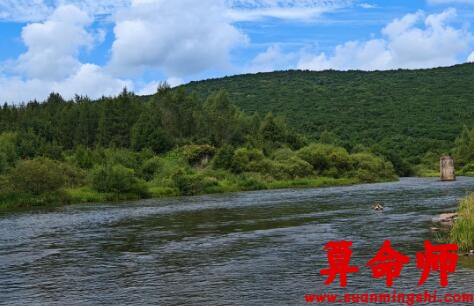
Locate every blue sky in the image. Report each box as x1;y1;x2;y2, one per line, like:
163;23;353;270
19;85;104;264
1;0;474;103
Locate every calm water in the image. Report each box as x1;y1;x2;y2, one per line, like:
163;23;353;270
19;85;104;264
0;177;473;305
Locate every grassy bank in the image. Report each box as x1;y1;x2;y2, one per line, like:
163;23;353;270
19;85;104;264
450;194;474;252
64;176;363;205
0;176;378;213
0;136;398;212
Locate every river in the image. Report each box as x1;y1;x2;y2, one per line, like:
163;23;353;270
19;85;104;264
0;177;473;305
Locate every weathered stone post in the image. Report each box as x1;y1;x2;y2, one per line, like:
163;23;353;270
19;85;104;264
440;156;455;181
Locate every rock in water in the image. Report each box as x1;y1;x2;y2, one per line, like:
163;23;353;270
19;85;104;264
440;156;456;181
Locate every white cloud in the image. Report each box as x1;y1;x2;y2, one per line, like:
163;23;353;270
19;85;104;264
136;77;184;95
0;65;131;104
0;0;351;22
0;5;130;103
298;9;473;70
227;0;351;21
0;0;131;22
15;5;94;81
0;0;52;22
358;3;376;9
468;52;474;62
52;64;131;98
428;0;474;5
247;45;296;72
109;0;248;77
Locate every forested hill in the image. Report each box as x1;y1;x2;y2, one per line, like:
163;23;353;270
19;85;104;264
181;63;474;165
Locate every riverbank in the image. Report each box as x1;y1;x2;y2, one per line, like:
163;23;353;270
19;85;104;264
0;175;369;213
450;194;474;252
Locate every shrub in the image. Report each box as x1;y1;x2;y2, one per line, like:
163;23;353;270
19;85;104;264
271;147;296;161
351;153;396;182
140;156;163;181
0;132;18;172
103;149;143;171
90;164;149;196
212;145;235;170
172;170;218;196
68;146;95;169
176;144;216;166
237;173;267;190
0;152;8;174
297;144;352;176
284;156;314;178
231;147;265;173
460;162;474;175
8;158;68;195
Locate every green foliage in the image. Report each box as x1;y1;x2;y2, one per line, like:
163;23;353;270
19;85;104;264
140;156;163;181
350;153;396;182
231;148;265;173
7;158;79;195
460;162;474;176
271;147;296;160
172;170;219;196
183;64;474;169
0;84;405;209
212;145;235;170
175;144;216;166
131;106;173;153
90;164;149;197
0;132;18;173
297;144;352;176
453;126;474;167
67;146;95;169
450;194;474;252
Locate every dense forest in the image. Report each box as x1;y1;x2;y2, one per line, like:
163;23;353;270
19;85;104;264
2;64;474;209
0;86;396;210
181;63;474;176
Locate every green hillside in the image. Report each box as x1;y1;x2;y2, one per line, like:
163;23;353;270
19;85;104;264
182;63;474;167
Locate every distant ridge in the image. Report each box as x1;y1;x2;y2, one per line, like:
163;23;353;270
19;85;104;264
179;63;474;163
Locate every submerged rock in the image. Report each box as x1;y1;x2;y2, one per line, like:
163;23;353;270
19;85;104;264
432;213;458;226
371;202;384;211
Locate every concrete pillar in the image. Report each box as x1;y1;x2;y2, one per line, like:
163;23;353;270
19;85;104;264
440;156;456;181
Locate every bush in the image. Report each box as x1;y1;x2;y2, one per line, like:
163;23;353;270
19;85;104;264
297;144;352;176
283;156;314;178
271;147;296;161
172;170;218;196
140;156;163;181
212;145;235;170
350;153;396;182
0;132;18;172
237;173;267;190
90;164;149;196
231;147;265;173
68;146;95;169
460;162;474;175
176;144;216;166
103;149;143;171
8;158;68;195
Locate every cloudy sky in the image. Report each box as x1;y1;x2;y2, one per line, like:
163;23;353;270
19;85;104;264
1;0;474;103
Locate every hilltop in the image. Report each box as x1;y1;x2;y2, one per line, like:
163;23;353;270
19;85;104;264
181;63;474;169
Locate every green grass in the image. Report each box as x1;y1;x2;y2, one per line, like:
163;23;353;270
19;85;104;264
65;187;112;203
266;177;358;189
450;194;474;252
414;166;439;177
148;186;180;198
1;173;398;212
0;191;70;212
